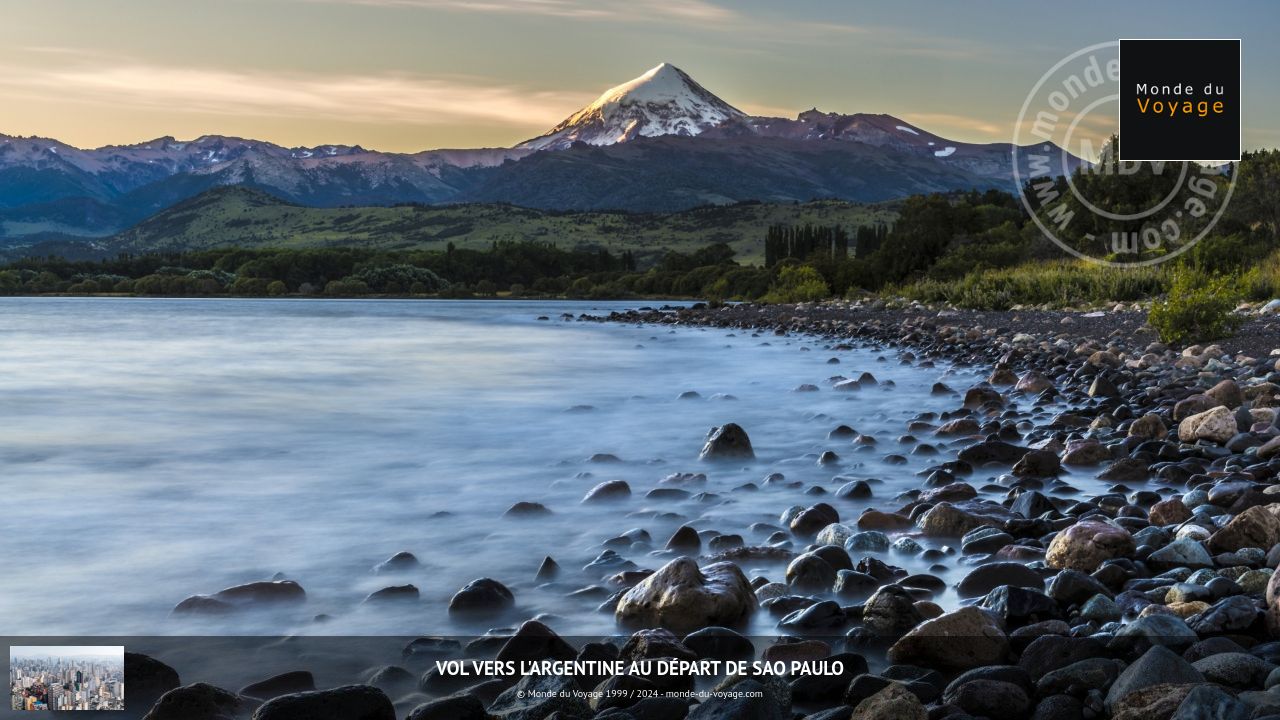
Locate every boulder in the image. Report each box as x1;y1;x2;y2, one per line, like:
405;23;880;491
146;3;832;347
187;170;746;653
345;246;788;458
251;685;394;720
700;424;754;460
886;606;1010;671
1177;406;1237;444
447;578;514;616
615;557;755;633
1128;413;1168;440
488;674;589;720
1207;505;1280;553
125;652;181;711
1149;498;1192;526
850;682;926;720
583;480;631;503
862;585;925;637
143;683;245;720
956;563;1044;598
1045;521;1135;572
1104;646;1203;711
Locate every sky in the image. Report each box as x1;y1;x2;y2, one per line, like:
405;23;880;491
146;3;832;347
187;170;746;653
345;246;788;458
10;646;124;660
1;0;1277;153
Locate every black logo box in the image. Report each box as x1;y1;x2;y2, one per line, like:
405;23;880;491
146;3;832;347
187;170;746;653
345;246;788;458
1119;39;1241;162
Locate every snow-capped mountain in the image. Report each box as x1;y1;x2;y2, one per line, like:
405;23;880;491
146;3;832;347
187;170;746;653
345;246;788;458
0;62;1082;244
517;63;746;151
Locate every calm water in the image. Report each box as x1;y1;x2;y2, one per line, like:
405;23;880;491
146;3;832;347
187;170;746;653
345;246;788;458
0;298;999;638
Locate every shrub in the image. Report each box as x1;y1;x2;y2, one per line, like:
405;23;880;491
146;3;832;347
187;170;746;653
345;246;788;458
267;280;288;296
763;265;831;304
352;264;447;293
1147;266;1243;345
323;278;370;296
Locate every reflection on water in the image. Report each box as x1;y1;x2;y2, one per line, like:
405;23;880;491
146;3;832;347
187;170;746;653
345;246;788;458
0;297;1005;637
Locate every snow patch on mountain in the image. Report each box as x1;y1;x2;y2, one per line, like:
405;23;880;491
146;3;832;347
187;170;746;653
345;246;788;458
517;63;745;151
934;146;956;157
896;125;920;135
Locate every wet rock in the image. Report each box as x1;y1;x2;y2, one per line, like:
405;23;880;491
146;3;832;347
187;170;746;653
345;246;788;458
143;683;245;720
175;581;305;614
943;679;1030;720
1206;379;1244;408
1035;658;1122;697
240;672;316;702
1017;635;1106;678
1149;538;1215;570
887;606;1009;671
964;385;1005;409
1191;652;1273;688
916;502;989;537
834;570;879;600
815;523;855;547
619;628;696;662
1013;450;1062;477
790;652;868;704
1045;521;1135;572
489;675;588;720
1061;439;1111;465
447;578;514;616
583;480;631;503
251;685;394;720
700;424;754;460
496;620;577;663
957;439;1026;465
779;600;846;631
979;585;1059;626
849;682;926;720
406;695;487;720
1207;504;1280;553
505;501;552;517
791;503;840;536
125;652;181;711
786;553;838;592
1016;372;1054;394
1104;646;1204;711
373;551;419;573
615;557;755;633
1169;684;1250;720
956;562;1044;598
666;525;701;553
856;510;913;531
1189;595;1261;634
535;556;560;581
683;626;754;661
1149;498;1192;526
1128;413;1168;440
862;585;925;637
1110;683;1196;720
363;584;418;603
845;531;891;552
1178;406;1237;444
1046;568;1113;606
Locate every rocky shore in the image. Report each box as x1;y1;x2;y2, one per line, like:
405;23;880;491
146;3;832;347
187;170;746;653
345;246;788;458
127;299;1280;720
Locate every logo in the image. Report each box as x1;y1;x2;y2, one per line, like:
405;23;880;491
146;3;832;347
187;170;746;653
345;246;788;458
1012;41;1238;267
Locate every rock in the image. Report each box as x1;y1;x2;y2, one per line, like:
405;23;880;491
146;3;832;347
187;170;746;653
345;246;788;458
1113;613;1199;650
583;480;631;503
251;685;394;720
175;581;306;614
143;683;245;720
1061;439;1111;465
1148;538;1215;570
1018;635;1107;678
406;695;487;720
447;578;514;616
615;557;755;633
1104;646;1204;710
1046;569;1112;606
956;562;1044;598
786;553;837;592
1012;450;1062;477
1011;490;1055;518
857;510;913;531
917;502;988;537
943;679;1030;720
790;652;868;704
1189;595;1262;634
862;585;926;637
363;585;418;603
1035;658;1122;697
850;682;926;720
1031;694;1085;720
791;504;840;536
1046;521;1135;572
815;523;855;547
505;501;552;517
1178;406;1238;444
496;620;578;663
937;418;981;435
125;652;181;711
834;570;879;600
1192;651;1273;688
700;424;754;460
666;525;701;553
1149;498;1192;526
886;606;1009;671
845;531;891;552
779;600;846;631
1208;505;1280;553
1016;372;1054;394
979;585;1059;625
240;672;316;700
1089;374;1120;398
373;551;419;573
1110;684;1196;720
1129;413;1169;440
958;439;1025;464
1079;594;1122;623
1206;379;1244;409
489;675;589;720
1169;684;1250;720
683;626;754;661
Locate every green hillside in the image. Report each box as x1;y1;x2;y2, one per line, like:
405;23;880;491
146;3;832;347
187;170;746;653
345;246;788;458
107;186;896;265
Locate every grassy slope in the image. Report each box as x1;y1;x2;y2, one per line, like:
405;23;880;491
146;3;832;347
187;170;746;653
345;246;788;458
109;187;896;265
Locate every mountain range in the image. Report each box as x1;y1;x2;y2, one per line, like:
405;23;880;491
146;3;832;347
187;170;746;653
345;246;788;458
0;63;1079;251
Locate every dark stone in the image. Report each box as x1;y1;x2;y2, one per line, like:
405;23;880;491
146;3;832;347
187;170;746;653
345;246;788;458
142;683;244;720
240;671;315;701
496;620;578;663
943;679;1030;720
447;578;514;616
957;562;1044;598
700;424;755;460
251;685;394;720
406;695;487;720
125;652;181;711
1104;646;1204;711
684;627;754;661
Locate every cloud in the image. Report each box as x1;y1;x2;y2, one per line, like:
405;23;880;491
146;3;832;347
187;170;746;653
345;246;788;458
900;112;1007;137
0;62;592;129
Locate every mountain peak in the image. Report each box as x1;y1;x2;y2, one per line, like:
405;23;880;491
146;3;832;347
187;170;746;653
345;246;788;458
517;63;744;151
